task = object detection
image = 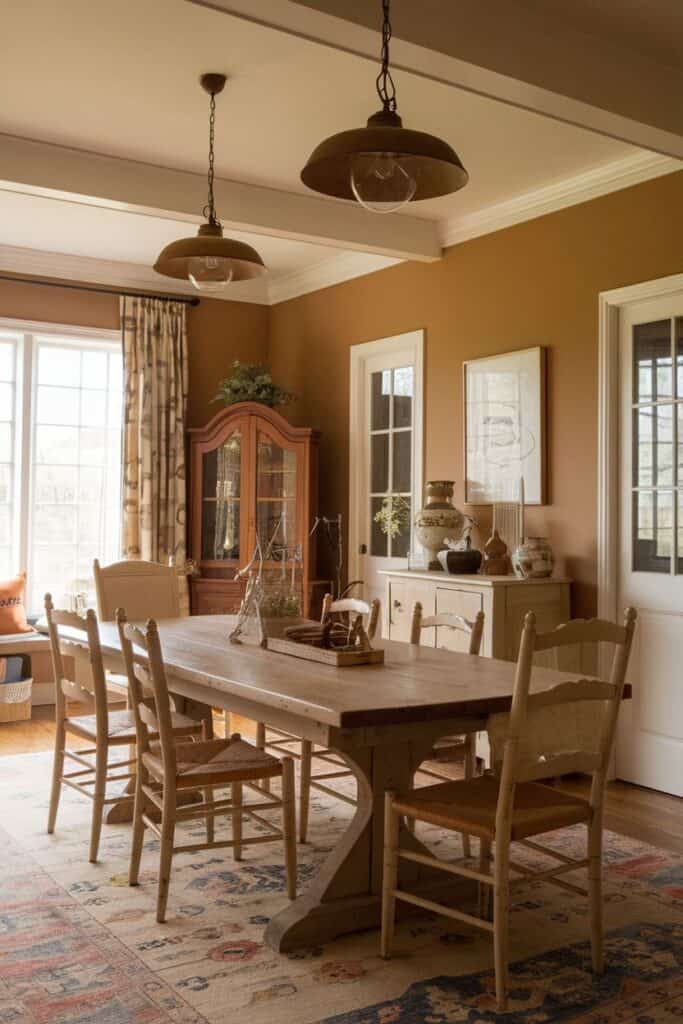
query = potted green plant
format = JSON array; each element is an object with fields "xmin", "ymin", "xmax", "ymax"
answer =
[{"xmin": 213, "ymin": 361, "xmax": 294, "ymax": 408}]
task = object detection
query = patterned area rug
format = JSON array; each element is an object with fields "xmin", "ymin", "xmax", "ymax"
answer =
[{"xmin": 0, "ymin": 751, "xmax": 682, "ymax": 1023}]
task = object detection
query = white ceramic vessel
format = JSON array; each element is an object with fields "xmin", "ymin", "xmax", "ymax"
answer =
[{"xmin": 511, "ymin": 536, "xmax": 554, "ymax": 578}]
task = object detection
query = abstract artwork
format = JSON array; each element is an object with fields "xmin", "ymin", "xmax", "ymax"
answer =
[{"xmin": 464, "ymin": 346, "xmax": 546, "ymax": 504}]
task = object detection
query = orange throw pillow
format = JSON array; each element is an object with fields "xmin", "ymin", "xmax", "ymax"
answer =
[{"xmin": 0, "ymin": 572, "xmax": 34, "ymax": 635}]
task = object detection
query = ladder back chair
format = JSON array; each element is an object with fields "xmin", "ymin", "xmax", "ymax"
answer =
[
  {"xmin": 287, "ymin": 595, "xmax": 381, "ymax": 842},
  {"xmin": 409, "ymin": 602, "xmax": 486, "ymax": 857},
  {"xmin": 382, "ymin": 608, "xmax": 637, "ymax": 1012},
  {"xmin": 44, "ymin": 594, "xmax": 202, "ymax": 863},
  {"xmin": 117, "ymin": 612, "xmax": 297, "ymax": 923}
]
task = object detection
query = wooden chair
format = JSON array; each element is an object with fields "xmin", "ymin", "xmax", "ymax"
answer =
[
  {"xmin": 283, "ymin": 595, "xmax": 381, "ymax": 842},
  {"xmin": 94, "ymin": 558, "xmax": 181, "ymax": 621},
  {"xmin": 409, "ymin": 603, "xmax": 486, "ymax": 856},
  {"xmin": 117, "ymin": 611, "xmax": 297, "ymax": 923},
  {"xmin": 44, "ymin": 595, "xmax": 202, "ymax": 863},
  {"xmin": 381, "ymin": 608, "xmax": 637, "ymax": 1012}
]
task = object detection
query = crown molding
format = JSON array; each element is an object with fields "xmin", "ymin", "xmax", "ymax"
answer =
[
  {"xmin": 267, "ymin": 250, "xmax": 399, "ymax": 305},
  {"xmin": 441, "ymin": 151, "xmax": 682, "ymax": 249}
]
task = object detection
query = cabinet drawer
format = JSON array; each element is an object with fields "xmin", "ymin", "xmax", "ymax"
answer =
[
  {"xmin": 190, "ymin": 579, "xmax": 243, "ymax": 616},
  {"xmin": 435, "ymin": 587, "xmax": 483, "ymax": 652},
  {"xmin": 388, "ymin": 580, "xmax": 436, "ymax": 644}
]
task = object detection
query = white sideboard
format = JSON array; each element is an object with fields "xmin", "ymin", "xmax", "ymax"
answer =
[{"xmin": 380, "ymin": 569, "xmax": 571, "ymax": 661}]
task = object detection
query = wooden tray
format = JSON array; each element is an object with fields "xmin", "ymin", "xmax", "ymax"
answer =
[{"xmin": 265, "ymin": 636, "xmax": 384, "ymax": 667}]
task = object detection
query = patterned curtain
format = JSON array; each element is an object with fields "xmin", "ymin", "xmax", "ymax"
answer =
[{"xmin": 120, "ymin": 296, "xmax": 189, "ymax": 564}]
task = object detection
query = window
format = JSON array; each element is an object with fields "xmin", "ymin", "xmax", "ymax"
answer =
[
  {"xmin": 369, "ymin": 365, "xmax": 414, "ymax": 558},
  {"xmin": 632, "ymin": 318, "xmax": 683, "ymax": 574},
  {"xmin": 1, "ymin": 321, "xmax": 123, "ymax": 614}
]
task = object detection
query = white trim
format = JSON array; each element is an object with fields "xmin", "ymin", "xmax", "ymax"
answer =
[
  {"xmin": 348, "ymin": 330, "xmax": 424, "ymax": 587},
  {"xmin": 268, "ymin": 251, "xmax": 400, "ymax": 305},
  {"xmin": 597, "ymin": 271, "xmax": 683, "ymax": 665},
  {"xmin": 0, "ymin": 315, "xmax": 119, "ymax": 342},
  {"xmin": 443, "ymin": 152, "xmax": 681, "ymax": 249}
]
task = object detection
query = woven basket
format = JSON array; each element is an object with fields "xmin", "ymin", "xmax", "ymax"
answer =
[{"xmin": 0, "ymin": 677, "xmax": 33, "ymax": 722}]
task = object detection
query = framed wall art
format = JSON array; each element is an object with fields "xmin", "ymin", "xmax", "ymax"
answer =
[{"xmin": 464, "ymin": 346, "xmax": 546, "ymax": 505}]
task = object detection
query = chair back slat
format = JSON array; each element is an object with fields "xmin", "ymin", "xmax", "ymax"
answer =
[
  {"xmin": 490, "ymin": 608, "xmax": 637, "ymax": 836},
  {"xmin": 410, "ymin": 602, "xmax": 485, "ymax": 655},
  {"xmin": 119, "ymin": 615, "xmax": 177, "ymax": 777},
  {"xmin": 95, "ymin": 558, "xmax": 181, "ymax": 622},
  {"xmin": 45, "ymin": 594, "xmax": 109, "ymax": 730},
  {"xmin": 321, "ymin": 594, "xmax": 381, "ymax": 640}
]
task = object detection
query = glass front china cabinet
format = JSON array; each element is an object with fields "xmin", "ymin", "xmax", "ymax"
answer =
[{"xmin": 188, "ymin": 403, "xmax": 321, "ymax": 616}]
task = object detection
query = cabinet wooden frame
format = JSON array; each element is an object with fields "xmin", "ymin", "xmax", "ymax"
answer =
[{"xmin": 188, "ymin": 403, "xmax": 320, "ymax": 616}]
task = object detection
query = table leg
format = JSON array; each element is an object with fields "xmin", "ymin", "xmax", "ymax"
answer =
[{"xmin": 265, "ymin": 735, "xmax": 473, "ymax": 951}]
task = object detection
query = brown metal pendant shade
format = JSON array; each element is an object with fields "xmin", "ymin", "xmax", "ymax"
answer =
[
  {"xmin": 301, "ymin": 109, "xmax": 468, "ymax": 202},
  {"xmin": 154, "ymin": 222, "xmax": 265, "ymax": 282},
  {"xmin": 154, "ymin": 73, "xmax": 266, "ymax": 290}
]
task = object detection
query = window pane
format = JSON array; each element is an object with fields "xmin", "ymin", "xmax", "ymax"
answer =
[
  {"xmin": 633, "ymin": 489, "xmax": 673, "ymax": 573},
  {"xmin": 391, "ymin": 496, "xmax": 411, "ymax": 558},
  {"xmin": 633, "ymin": 404, "xmax": 673, "ymax": 487},
  {"xmin": 371, "ymin": 496, "xmax": 388, "ymax": 557},
  {"xmin": 0, "ymin": 547, "xmax": 10, "ymax": 578},
  {"xmin": 0, "ymin": 382, "xmax": 13, "ymax": 421},
  {"xmin": 633, "ymin": 320, "xmax": 672, "ymax": 402},
  {"xmin": 0, "ymin": 342, "xmax": 15, "ymax": 382},
  {"xmin": 393, "ymin": 366, "xmax": 413, "ymax": 428},
  {"xmin": 81, "ymin": 350, "xmax": 108, "ymax": 388},
  {"xmin": 37, "ymin": 385, "xmax": 81, "ymax": 426},
  {"xmin": 29, "ymin": 339, "xmax": 123, "ymax": 612},
  {"xmin": 0, "ymin": 423, "xmax": 11, "ymax": 462},
  {"xmin": 392, "ymin": 430, "xmax": 412, "ymax": 493},
  {"xmin": 0, "ymin": 464, "xmax": 10, "ymax": 503},
  {"xmin": 37, "ymin": 345, "xmax": 80, "ymax": 386},
  {"xmin": 371, "ymin": 433, "xmax": 389, "ymax": 493},
  {"xmin": 109, "ymin": 352, "xmax": 123, "ymax": 392},
  {"xmin": 371, "ymin": 370, "xmax": 390, "ymax": 430},
  {"xmin": 0, "ymin": 505, "xmax": 9, "ymax": 546}
]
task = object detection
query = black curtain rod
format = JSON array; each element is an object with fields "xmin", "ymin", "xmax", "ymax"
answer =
[{"xmin": 0, "ymin": 273, "xmax": 200, "ymax": 307}]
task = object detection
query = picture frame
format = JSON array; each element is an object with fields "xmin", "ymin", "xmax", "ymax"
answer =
[{"xmin": 463, "ymin": 346, "xmax": 546, "ymax": 505}]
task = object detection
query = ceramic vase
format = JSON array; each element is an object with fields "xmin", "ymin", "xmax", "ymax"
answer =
[
  {"xmin": 414, "ymin": 481, "xmax": 465, "ymax": 570},
  {"xmin": 512, "ymin": 536, "xmax": 554, "ymax": 578}
]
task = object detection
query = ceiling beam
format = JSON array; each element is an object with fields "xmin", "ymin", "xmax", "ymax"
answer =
[
  {"xmin": 190, "ymin": 0, "xmax": 683, "ymax": 159},
  {"xmin": 0, "ymin": 133, "xmax": 442, "ymax": 263}
]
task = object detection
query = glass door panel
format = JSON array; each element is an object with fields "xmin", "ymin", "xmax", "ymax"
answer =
[
  {"xmin": 256, "ymin": 430, "xmax": 298, "ymax": 557},
  {"xmin": 201, "ymin": 428, "xmax": 242, "ymax": 562}
]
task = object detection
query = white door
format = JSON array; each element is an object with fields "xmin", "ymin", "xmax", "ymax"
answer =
[
  {"xmin": 349, "ymin": 332, "xmax": 423, "ymax": 616},
  {"xmin": 616, "ymin": 296, "xmax": 683, "ymax": 796}
]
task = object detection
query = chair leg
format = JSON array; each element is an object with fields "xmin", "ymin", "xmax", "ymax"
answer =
[
  {"xmin": 380, "ymin": 791, "xmax": 400, "ymax": 959},
  {"xmin": 231, "ymin": 781, "xmax": 243, "ymax": 861},
  {"xmin": 461, "ymin": 734, "xmax": 477, "ymax": 859},
  {"xmin": 299, "ymin": 739, "xmax": 312, "ymax": 843},
  {"xmin": 47, "ymin": 719, "xmax": 65, "ymax": 834},
  {"xmin": 129, "ymin": 768, "xmax": 146, "ymax": 886},
  {"xmin": 493, "ymin": 837, "xmax": 510, "ymax": 1012},
  {"xmin": 156, "ymin": 787, "xmax": 176, "ymax": 923},
  {"xmin": 479, "ymin": 836, "xmax": 492, "ymax": 919},
  {"xmin": 256, "ymin": 722, "xmax": 270, "ymax": 793},
  {"xmin": 89, "ymin": 741, "xmax": 108, "ymax": 863},
  {"xmin": 588, "ymin": 816, "xmax": 604, "ymax": 974},
  {"xmin": 204, "ymin": 786, "xmax": 215, "ymax": 843},
  {"xmin": 281, "ymin": 758, "xmax": 297, "ymax": 900}
]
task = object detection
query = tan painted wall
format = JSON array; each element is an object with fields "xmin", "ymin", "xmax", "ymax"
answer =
[
  {"xmin": 268, "ymin": 169, "xmax": 683, "ymax": 617},
  {"xmin": 0, "ymin": 278, "xmax": 269, "ymax": 430}
]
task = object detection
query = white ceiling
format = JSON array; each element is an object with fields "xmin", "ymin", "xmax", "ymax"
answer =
[{"xmin": 0, "ymin": 0, "xmax": 678, "ymax": 303}]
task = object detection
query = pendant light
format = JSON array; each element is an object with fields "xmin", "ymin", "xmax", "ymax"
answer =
[
  {"xmin": 154, "ymin": 73, "xmax": 266, "ymax": 291},
  {"xmin": 301, "ymin": 0, "xmax": 468, "ymax": 213}
]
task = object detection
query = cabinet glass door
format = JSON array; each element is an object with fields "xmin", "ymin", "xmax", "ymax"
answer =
[
  {"xmin": 201, "ymin": 428, "xmax": 242, "ymax": 562},
  {"xmin": 256, "ymin": 429, "xmax": 298, "ymax": 555}
]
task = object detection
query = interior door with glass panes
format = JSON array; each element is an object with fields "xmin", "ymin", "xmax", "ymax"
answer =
[
  {"xmin": 360, "ymin": 349, "xmax": 420, "ymax": 610},
  {"xmin": 616, "ymin": 297, "xmax": 683, "ymax": 796}
]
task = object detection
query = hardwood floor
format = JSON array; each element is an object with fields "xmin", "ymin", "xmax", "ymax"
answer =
[{"xmin": 2, "ymin": 708, "xmax": 682, "ymax": 855}]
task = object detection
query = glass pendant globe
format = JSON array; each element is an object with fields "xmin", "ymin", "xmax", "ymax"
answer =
[
  {"xmin": 350, "ymin": 153, "xmax": 417, "ymax": 213},
  {"xmin": 187, "ymin": 255, "xmax": 234, "ymax": 293}
]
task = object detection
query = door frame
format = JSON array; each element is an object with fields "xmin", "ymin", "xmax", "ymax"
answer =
[
  {"xmin": 597, "ymin": 272, "xmax": 683, "ymax": 662},
  {"xmin": 348, "ymin": 330, "xmax": 424, "ymax": 588}
]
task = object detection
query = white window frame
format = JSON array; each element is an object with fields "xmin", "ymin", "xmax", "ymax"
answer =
[
  {"xmin": 0, "ymin": 317, "xmax": 122, "ymax": 612},
  {"xmin": 348, "ymin": 330, "xmax": 424, "ymax": 585}
]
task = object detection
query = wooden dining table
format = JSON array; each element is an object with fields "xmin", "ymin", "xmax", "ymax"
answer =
[{"xmin": 93, "ymin": 613, "xmax": 599, "ymax": 952}]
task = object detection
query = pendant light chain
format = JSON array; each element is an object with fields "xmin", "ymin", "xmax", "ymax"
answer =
[
  {"xmin": 375, "ymin": 0, "xmax": 397, "ymax": 113},
  {"xmin": 204, "ymin": 90, "xmax": 219, "ymax": 226}
]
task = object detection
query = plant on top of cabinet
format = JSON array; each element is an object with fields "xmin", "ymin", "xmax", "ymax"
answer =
[{"xmin": 214, "ymin": 361, "xmax": 295, "ymax": 408}]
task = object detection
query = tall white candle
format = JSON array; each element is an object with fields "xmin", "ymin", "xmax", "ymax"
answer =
[{"xmin": 519, "ymin": 475, "xmax": 525, "ymax": 544}]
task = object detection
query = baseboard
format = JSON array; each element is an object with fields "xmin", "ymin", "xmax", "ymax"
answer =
[{"xmin": 31, "ymin": 682, "xmax": 55, "ymax": 706}]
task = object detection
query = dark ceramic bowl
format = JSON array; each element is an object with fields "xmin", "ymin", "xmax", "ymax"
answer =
[{"xmin": 437, "ymin": 548, "xmax": 483, "ymax": 575}]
